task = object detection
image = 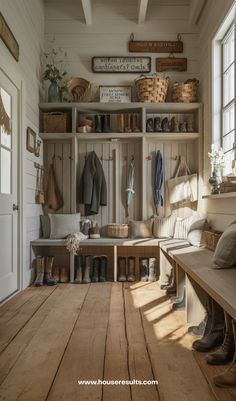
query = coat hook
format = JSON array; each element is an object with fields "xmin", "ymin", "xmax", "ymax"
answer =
[{"xmin": 146, "ymin": 155, "xmax": 152, "ymax": 161}]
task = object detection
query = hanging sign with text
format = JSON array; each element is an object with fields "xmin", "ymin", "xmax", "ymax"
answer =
[
  {"xmin": 129, "ymin": 40, "xmax": 183, "ymax": 53},
  {"xmin": 156, "ymin": 57, "xmax": 187, "ymax": 72},
  {"xmin": 92, "ymin": 57, "xmax": 151, "ymax": 73}
]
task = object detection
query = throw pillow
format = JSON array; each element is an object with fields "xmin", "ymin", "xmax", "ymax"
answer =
[
  {"xmin": 49, "ymin": 213, "xmax": 81, "ymax": 239},
  {"xmin": 40, "ymin": 215, "xmax": 50, "ymax": 239},
  {"xmin": 187, "ymin": 218, "xmax": 208, "ymax": 247},
  {"xmin": 129, "ymin": 219, "xmax": 153, "ymax": 239},
  {"xmin": 174, "ymin": 215, "xmax": 195, "ymax": 240},
  {"xmin": 153, "ymin": 215, "xmax": 177, "ymax": 238},
  {"xmin": 213, "ymin": 221, "xmax": 236, "ymax": 269}
]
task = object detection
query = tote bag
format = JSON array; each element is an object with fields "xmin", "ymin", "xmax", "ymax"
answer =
[{"xmin": 167, "ymin": 157, "xmax": 198, "ymax": 204}]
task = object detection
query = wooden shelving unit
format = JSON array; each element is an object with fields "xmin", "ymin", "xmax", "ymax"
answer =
[{"xmin": 202, "ymin": 192, "xmax": 236, "ymax": 199}]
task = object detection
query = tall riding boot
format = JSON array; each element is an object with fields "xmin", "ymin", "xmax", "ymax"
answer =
[
  {"xmin": 45, "ymin": 256, "xmax": 57, "ymax": 285},
  {"xmin": 34, "ymin": 256, "xmax": 44, "ymax": 287},
  {"xmin": 148, "ymin": 258, "xmax": 157, "ymax": 282},
  {"xmin": 102, "ymin": 114, "xmax": 112, "ymax": 133},
  {"xmin": 117, "ymin": 113, "xmax": 124, "ymax": 133},
  {"xmin": 131, "ymin": 113, "xmax": 140, "ymax": 132},
  {"xmin": 74, "ymin": 255, "xmax": 83, "ymax": 283},
  {"xmin": 99, "ymin": 255, "xmax": 107, "ymax": 282},
  {"xmin": 192, "ymin": 298, "xmax": 224, "ymax": 352},
  {"xmin": 92, "ymin": 256, "xmax": 100, "ymax": 282},
  {"xmin": 214, "ymin": 320, "xmax": 236, "ymax": 388},
  {"xmin": 124, "ymin": 113, "xmax": 132, "ymax": 133},
  {"xmin": 83, "ymin": 255, "xmax": 91, "ymax": 284},
  {"xmin": 140, "ymin": 258, "xmax": 148, "ymax": 282},
  {"xmin": 206, "ymin": 311, "xmax": 235, "ymax": 365},
  {"xmin": 127, "ymin": 257, "xmax": 135, "ymax": 282},
  {"xmin": 118, "ymin": 257, "xmax": 127, "ymax": 282},
  {"xmin": 95, "ymin": 115, "xmax": 102, "ymax": 133}
]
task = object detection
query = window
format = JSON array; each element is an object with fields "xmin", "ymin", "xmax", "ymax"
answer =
[{"xmin": 221, "ymin": 24, "xmax": 235, "ymax": 174}]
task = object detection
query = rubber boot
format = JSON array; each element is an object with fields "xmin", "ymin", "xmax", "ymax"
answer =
[
  {"xmin": 102, "ymin": 114, "xmax": 112, "ymax": 133},
  {"xmin": 213, "ymin": 320, "xmax": 236, "ymax": 387},
  {"xmin": 99, "ymin": 255, "xmax": 107, "ymax": 282},
  {"xmin": 117, "ymin": 113, "xmax": 124, "ymax": 133},
  {"xmin": 34, "ymin": 256, "xmax": 44, "ymax": 287},
  {"xmin": 161, "ymin": 117, "xmax": 170, "ymax": 132},
  {"xmin": 154, "ymin": 117, "xmax": 162, "ymax": 132},
  {"xmin": 52, "ymin": 266, "xmax": 60, "ymax": 282},
  {"xmin": 124, "ymin": 113, "xmax": 132, "ymax": 133},
  {"xmin": 95, "ymin": 115, "xmax": 102, "ymax": 133},
  {"xmin": 118, "ymin": 257, "xmax": 127, "ymax": 282},
  {"xmin": 192, "ymin": 299, "xmax": 225, "ymax": 352},
  {"xmin": 74, "ymin": 255, "xmax": 83, "ymax": 283},
  {"xmin": 206, "ymin": 312, "xmax": 235, "ymax": 365},
  {"xmin": 146, "ymin": 118, "xmax": 154, "ymax": 132},
  {"xmin": 45, "ymin": 256, "xmax": 57, "ymax": 285},
  {"xmin": 60, "ymin": 267, "xmax": 70, "ymax": 283},
  {"xmin": 172, "ymin": 286, "xmax": 186, "ymax": 310},
  {"xmin": 83, "ymin": 255, "xmax": 91, "ymax": 284},
  {"xmin": 92, "ymin": 256, "xmax": 100, "ymax": 282},
  {"xmin": 127, "ymin": 257, "xmax": 136, "ymax": 282},
  {"xmin": 188, "ymin": 315, "xmax": 208, "ymax": 336},
  {"xmin": 140, "ymin": 258, "xmax": 148, "ymax": 282},
  {"xmin": 131, "ymin": 113, "xmax": 140, "ymax": 132},
  {"xmin": 148, "ymin": 258, "xmax": 157, "ymax": 282}
]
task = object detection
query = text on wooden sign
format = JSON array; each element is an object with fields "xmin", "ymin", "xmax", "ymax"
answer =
[
  {"xmin": 129, "ymin": 40, "xmax": 183, "ymax": 53},
  {"xmin": 92, "ymin": 57, "xmax": 151, "ymax": 73},
  {"xmin": 156, "ymin": 57, "xmax": 187, "ymax": 72}
]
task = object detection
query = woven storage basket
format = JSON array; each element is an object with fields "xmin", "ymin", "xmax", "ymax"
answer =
[
  {"xmin": 202, "ymin": 230, "xmax": 222, "ymax": 251},
  {"xmin": 43, "ymin": 112, "xmax": 71, "ymax": 133},
  {"xmin": 135, "ymin": 75, "xmax": 169, "ymax": 103},
  {"xmin": 172, "ymin": 79, "xmax": 199, "ymax": 103},
  {"xmin": 107, "ymin": 224, "xmax": 129, "ymax": 238}
]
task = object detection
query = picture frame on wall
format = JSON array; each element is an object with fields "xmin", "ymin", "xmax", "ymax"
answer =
[
  {"xmin": 99, "ymin": 86, "xmax": 132, "ymax": 103},
  {"xmin": 26, "ymin": 127, "xmax": 36, "ymax": 153}
]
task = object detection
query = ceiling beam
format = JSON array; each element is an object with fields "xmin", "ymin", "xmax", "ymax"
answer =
[
  {"xmin": 138, "ymin": 0, "xmax": 149, "ymax": 25},
  {"xmin": 189, "ymin": 0, "xmax": 206, "ymax": 25},
  {"xmin": 81, "ymin": 0, "xmax": 92, "ymax": 25}
]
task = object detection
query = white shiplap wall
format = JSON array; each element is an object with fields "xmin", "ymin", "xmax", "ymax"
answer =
[
  {"xmin": 0, "ymin": 0, "xmax": 44, "ymax": 288},
  {"xmin": 44, "ymin": 0, "xmax": 199, "ymax": 100},
  {"xmin": 198, "ymin": 0, "xmax": 236, "ymax": 231}
]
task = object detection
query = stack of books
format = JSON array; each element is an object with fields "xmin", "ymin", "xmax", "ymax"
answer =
[{"xmin": 220, "ymin": 176, "xmax": 236, "ymax": 193}]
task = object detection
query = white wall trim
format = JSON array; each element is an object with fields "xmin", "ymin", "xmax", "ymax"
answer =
[
  {"xmin": 138, "ymin": 0, "xmax": 149, "ymax": 25},
  {"xmin": 81, "ymin": 0, "xmax": 92, "ymax": 25}
]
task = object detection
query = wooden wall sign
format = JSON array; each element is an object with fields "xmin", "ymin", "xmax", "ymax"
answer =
[
  {"xmin": 92, "ymin": 57, "xmax": 151, "ymax": 73},
  {"xmin": 129, "ymin": 40, "xmax": 183, "ymax": 53},
  {"xmin": 156, "ymin": 57, "xmax": 187, "ymax": 72},
  {"xmin": 0, "ymin": 13, "xmax": 19, "ymax": 61}
]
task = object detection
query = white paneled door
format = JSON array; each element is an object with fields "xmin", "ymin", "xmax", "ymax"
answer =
[{"xmin": 0, "ymin": 70, "xmax": 18, "ymax": 302}]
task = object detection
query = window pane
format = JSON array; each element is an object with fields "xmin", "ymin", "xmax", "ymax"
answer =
[
  {"xmin": 1, "ymin": 147, "xmax": 11, "ymax": 194},
  {"xmin": 223, "ymin": 63, "xmax": 235, "ymax": 106},
  {"xmin": 223, "ymin": 103, "xmax": 235, "ymax": 135},
  {"xmin": 0, "ymin": 88, "xmax": 12, "ymax": 149},
  {"xmin": 223, "ymin": 130, "xmax": 235, "ymax": 153},
  {"xmin": 223, "ymin": 27, "xmax": 235, "ymax": 71},
  {"xmin": 224, "ymin": 149, "xmax": 235, "ymax": 175}
]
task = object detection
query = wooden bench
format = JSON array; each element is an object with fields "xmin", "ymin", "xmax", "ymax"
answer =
[{"xmin": 30, "ymin": 237, "xmax": 163, "ymax": 282}]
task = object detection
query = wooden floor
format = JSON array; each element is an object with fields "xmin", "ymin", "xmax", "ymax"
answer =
[{"xmin": 0, "ymin": 282, "xmax": 236, "ymax": 401}]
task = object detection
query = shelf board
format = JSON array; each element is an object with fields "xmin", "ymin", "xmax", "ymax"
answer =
[
  {"xmin": 39, "ymin": 131, "xmax": 200, "ymax": 141},
  {"xmin": 202, "ymin": 192, "xmax": 236, "ymax": 199},
  {"xmin": 39, "ymin": 102, "xmax": 202, "ymax": 113}
]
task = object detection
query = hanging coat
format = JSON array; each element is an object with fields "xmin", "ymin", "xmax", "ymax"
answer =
[
  {"xmin": 79, "ymin": 151, "xmax": 107, "ymax": 216},
  {"xmin": 45, "ymin": 164, "xmax": 64, "ymax": 211},
  {"xmin": 154, "ymin": 150, "xmax": 163, "ymax": 214}
]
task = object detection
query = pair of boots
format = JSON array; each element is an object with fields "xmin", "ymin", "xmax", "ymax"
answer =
[
  {"xmin": 117, "ymin": 113, "xmax": 140, "ymax": 133},
  {"xmin": 95, "ymin": 115, "xmax": 111, "ymax": 133},
  {"xmin": 34, "ymin": 256, "xmax": 57, "ymax": 286},
  {"xmin": 53, "ymin": 266, "xmax": 70, "ymax": 283},
  {"xmin": 146, "ymin": 117, "xmax": 162, "ymax": 133},
  {"xmin": 74, "ymin": 255, "xmax": 107, "ymax": 283},
  {"xmin": 118, "ymin": 256, "xmax": 136, "ymax": 282},
  {"xmin": 140, "ymin": 258, "xmax": 157, "ymax": 282}
]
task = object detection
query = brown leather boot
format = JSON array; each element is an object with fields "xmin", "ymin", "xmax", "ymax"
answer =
[
  {"xmin": 206, "ymin": 312, "xmax": 235, "ymax": 365},
  {"xmin": 127, "ymin": 257, "xmax": 135, "ymax": 282},
  {"xmin": 45, "ymin": 256, "xmax": 57, "ymax": 285},
  {"xmin": 34, "ymin": 256, "xmax": 44, "ymax": 287},
  {"xmin": 214, "ymin": 320, "xmax": 236, "ymax": 387}
]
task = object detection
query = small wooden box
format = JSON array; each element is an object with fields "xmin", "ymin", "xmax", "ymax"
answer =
[
  {"xmin": 203, "ymin": 230, "xmax": 222, "ymax": 251},
  {"xmin": 43, "ymin": 112, "xmax": 71, "ymax": 133}
]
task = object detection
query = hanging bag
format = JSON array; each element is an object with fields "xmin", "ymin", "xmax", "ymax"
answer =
[
  {"xmin": 167, "ymin": 157, "xmax": 198, "ymax": 204},
  {"xmin": 35, "ymin": 167, "xmax": 45, "ymax": 204}
]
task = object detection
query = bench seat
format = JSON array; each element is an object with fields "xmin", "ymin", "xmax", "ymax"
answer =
[{"xmin": 31, "ymin": 237, "xmax": 164, "ymax": 247}]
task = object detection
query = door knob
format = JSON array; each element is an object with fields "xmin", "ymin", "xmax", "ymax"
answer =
[{"xmin": 12, "ymin": 204, "xmax": 19, "ymax": 211}]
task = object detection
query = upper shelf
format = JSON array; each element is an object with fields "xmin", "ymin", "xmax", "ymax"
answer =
[
  {"xmin": 39, "ymin": 102, "xmax": 202, "ymax": 113},
  {"xmin": 39, "ymin": 132, "xmax": 200, "ymax": 141}
]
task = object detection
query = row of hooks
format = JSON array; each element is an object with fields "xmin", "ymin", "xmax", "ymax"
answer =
[
  {"xmin": 84, "ymin": 154, "xmax": 135, "ymax": 162},
  {"xmin": 146, "ymin": 155, "xmax": 180, "ymax": 161},
  {"xmin": 51, "ymin": 154, "xmax": 73, "ymax": 161}
]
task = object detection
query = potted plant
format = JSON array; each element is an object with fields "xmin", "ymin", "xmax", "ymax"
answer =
[
  {"xmin": 42, "ymin": 48, "xmax": 67, "ymax": 102},
  {"xmin": 208, "ymin": 145, "xmax": 225, "ymax": 194}
]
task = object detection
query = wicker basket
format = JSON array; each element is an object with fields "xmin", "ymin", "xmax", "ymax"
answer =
[
  {"xmin": 202, "ymin": 229, "xmax": 222, "ymax": 251},
  {"xmin": 135, "ymin": 75, "xmax": 169, "ymax": 103},
  {"xmin": 43, "ymin": 112, "xmax": 71, "ymax": 133},
  {"xmin": 107, "ymin": 224, "xmax": 129, "ymax": 238},
  {"xmin": 172, "ymin": 79, "xmax": 199, "ymax": 103}
]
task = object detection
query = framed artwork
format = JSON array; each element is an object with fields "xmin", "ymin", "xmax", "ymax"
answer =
[
  {"xmin": 92, "ymin": 57, "xmax": 151, "ymax": 73},
  {"xmin": 99, "ymin": 86, "xmax": 132, "ymax": 103},
  {"xmin": 0, "ymin": 13, "xmax": 19, "ymax": 61},
  {"xmin": 26, "ymin": 127, "xmax": 36, "ymax": 153}
]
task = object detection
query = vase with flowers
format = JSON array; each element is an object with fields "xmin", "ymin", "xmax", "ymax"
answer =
[
  {"xmin": 42, "ymin": 48, "xmax": 67, "ymax": 102},
  {"xmin": 208, "ymin": 145, "xmax": 225, "ymax": 194}
]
